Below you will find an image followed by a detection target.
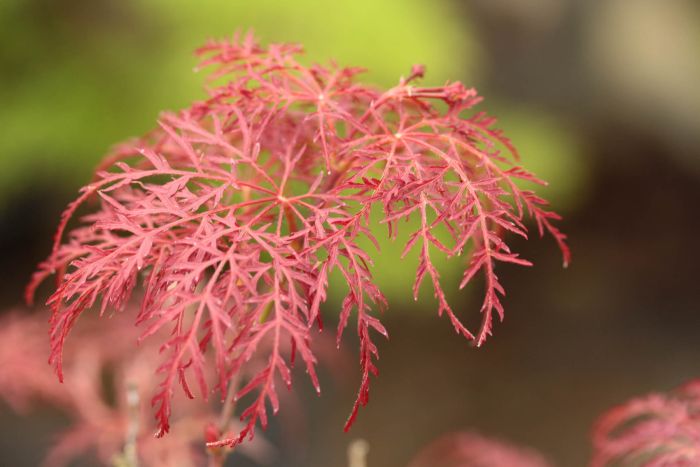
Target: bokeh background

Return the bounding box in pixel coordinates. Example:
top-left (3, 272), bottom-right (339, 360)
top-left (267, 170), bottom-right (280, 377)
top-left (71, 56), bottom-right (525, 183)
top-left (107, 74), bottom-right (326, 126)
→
top-left (1, 0), bottom-right (699, 465)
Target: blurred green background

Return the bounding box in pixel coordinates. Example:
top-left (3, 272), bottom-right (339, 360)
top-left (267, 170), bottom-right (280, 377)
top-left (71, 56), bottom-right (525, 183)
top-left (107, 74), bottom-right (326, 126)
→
top-left (0, 1), bottom-right (699, 466)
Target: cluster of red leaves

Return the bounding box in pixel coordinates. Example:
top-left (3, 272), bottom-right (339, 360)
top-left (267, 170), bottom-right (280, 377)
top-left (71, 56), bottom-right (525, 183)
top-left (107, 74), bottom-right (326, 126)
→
top-left (28, 32), bottom-right (568, 447)
top-left (407, 431), bottom-right (553, 467)
top-left (0, 311), bottom-right (273, 466)
top-left (592, 380), bottom-right (700, 466)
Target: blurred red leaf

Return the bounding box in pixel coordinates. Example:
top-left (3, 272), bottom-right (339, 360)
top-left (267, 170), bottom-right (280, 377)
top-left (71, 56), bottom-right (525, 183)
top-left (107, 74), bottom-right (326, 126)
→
top-left (592, 380), bottom-right (700, 466)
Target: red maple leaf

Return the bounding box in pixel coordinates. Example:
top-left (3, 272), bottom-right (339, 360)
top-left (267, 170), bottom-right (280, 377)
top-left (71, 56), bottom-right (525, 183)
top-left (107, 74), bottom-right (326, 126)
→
top-left (28, 32), bottom-right (568, 447)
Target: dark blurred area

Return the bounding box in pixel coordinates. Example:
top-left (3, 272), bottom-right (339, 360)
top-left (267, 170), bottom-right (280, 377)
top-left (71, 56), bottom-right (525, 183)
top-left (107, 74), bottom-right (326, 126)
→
top-left (1, 1), bottom-right (699, 466)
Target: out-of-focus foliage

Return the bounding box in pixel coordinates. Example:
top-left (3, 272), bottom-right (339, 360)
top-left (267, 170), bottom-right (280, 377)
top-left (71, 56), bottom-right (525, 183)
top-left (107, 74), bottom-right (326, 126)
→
top-left (407, 431), bottom-right (553, 467)
top-left (0, 310), bottom-right (275, 466)
top-left (0, 0), bottom-right (475, 202)
top-left (592, 380), bottom-right (700, 466)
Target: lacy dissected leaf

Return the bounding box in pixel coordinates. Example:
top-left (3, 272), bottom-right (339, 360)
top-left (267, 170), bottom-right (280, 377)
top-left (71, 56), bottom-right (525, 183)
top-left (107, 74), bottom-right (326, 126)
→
top-left (28, 32), bottom-right (568, 446)
top-left (592, 380), bottom-right (700, 467)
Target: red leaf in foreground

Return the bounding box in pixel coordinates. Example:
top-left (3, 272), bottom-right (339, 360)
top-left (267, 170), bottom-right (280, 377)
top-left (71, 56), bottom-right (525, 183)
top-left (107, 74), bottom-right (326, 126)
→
top-left (29, 32), bottom-right (567, 446)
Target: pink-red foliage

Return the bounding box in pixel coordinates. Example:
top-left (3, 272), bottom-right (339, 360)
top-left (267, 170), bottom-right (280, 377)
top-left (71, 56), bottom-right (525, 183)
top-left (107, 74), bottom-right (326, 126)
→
top-left (407, 431), bottom-right (553, 467)
top-left (28, 32), bottom-right (568, 447)
top-left (592, 380), bottom-right (700, 466)
top-left (0, 312), bottom-right (72, 412)
top-left (0, 311), bottom-right (273, 466)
